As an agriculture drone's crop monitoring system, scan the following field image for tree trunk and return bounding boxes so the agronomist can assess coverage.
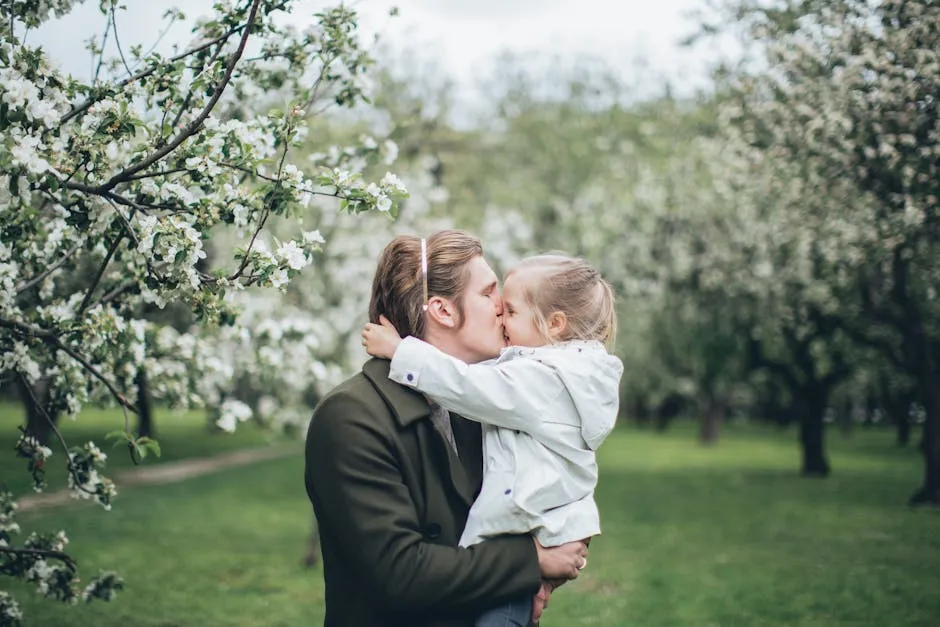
[135,368,156,438]
[909,367,940,506]
[632,397,651,428]
[18,378,58,446]
[655,394,683,432]
[897,413,912,448]
[699,399,724,445]
[891,394,912,448]
[799,395,830,477]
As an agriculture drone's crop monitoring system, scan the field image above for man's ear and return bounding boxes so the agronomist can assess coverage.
[426,296,458,328]
[547,311,568,340]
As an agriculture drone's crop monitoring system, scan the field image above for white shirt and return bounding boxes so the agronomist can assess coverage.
[389,337,624,548]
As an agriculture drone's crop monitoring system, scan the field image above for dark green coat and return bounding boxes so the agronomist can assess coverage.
[305,358,541,627]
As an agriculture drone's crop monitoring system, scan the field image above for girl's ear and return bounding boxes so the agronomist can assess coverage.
[547,311,568,340]
[426,296,458,328]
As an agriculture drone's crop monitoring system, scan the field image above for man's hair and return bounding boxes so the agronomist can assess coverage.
[508,254,617,349]
[369,230,483,339]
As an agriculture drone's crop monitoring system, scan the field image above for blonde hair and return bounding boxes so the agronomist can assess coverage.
[369,230,483,339]
[508,254,617,348]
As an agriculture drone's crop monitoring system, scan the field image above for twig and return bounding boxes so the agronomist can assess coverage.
[123,167,189,182]
[103,197,140,246]
[60,22,247,125]
[16,373,71,468]
[138,12,180,66]
[77,233,124,315]
[92,10,112,84]
[109,6,134,77]
[219,161,347,199]
[97,280,136,307]
[15,240,87,294]
[226,138,290,282]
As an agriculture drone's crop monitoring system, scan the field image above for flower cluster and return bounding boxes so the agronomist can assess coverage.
[0,491,123,619]
[0,591,22,627]
[66,443,116,510]
[0,492,19,547]
[14,431,53,492]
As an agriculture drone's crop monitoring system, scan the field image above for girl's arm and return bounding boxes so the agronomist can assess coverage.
[388,336,565,432]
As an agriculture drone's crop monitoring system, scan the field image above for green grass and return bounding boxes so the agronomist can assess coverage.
[0,402,284,498]
[6,422,940,626]
[7,456,317,627]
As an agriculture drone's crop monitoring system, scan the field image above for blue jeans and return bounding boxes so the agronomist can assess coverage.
[476,597,532,627]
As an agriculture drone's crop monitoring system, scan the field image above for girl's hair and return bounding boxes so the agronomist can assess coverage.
[369,230,483,339]
[508,254,617,348]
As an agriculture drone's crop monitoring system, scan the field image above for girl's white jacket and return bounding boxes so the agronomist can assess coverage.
[388,337,624,548]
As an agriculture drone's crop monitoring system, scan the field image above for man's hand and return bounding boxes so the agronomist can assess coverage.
[362,315,403,359]
[534,539,588,580]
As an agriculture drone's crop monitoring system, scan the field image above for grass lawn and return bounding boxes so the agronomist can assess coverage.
[5,421,940,626]
[0,401,284,498]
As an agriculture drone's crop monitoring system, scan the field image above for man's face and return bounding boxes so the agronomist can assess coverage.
[450,256,505,363]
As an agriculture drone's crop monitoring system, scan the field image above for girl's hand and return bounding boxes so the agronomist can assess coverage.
[361,315,402,359]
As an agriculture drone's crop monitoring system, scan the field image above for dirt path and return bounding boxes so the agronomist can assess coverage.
[16,444,300,512]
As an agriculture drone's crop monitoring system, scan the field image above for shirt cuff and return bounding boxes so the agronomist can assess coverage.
[389,336,427,388]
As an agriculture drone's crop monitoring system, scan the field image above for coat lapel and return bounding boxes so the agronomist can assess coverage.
[363,358,477,509]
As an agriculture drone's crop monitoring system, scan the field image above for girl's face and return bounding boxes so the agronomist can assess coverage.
[501,273,548,348]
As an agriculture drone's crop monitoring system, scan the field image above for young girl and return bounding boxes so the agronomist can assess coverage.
[362,253,623,627]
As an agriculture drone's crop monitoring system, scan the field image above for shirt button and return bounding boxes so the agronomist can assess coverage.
[406,373,414,381]
[424,523,442,539]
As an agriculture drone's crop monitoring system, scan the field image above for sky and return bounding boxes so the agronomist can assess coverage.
[30,0,733,104]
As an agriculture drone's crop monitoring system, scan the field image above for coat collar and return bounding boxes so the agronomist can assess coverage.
[363,357,477,508]
[362,358,431,426]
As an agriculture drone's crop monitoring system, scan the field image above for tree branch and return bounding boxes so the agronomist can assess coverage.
[50,338,138,414]
[168,35,228,134]
[96,0,263,191]
[0,546,77,572]
[60,21,248,125]
[1,319,138,414]
[17,374,114,497]
[16,373,71,467]
[839,323,904,370]
[748,336,800,390]
[97,280,137,307]
[15,240,87,294]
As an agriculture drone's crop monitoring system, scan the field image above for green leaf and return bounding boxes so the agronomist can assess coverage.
[104,430,131,446]
[136,437,162,458]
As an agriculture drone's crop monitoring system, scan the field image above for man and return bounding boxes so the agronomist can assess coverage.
[305,230,587,627]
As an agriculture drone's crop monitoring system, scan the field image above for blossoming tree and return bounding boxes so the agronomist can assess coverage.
[712,0,940,499]
[0,0,408,621]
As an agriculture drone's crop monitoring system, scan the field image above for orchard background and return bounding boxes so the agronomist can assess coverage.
[1,1,938,625]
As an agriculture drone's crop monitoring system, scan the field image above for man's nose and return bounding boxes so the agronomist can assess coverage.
[494,299,503,315]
